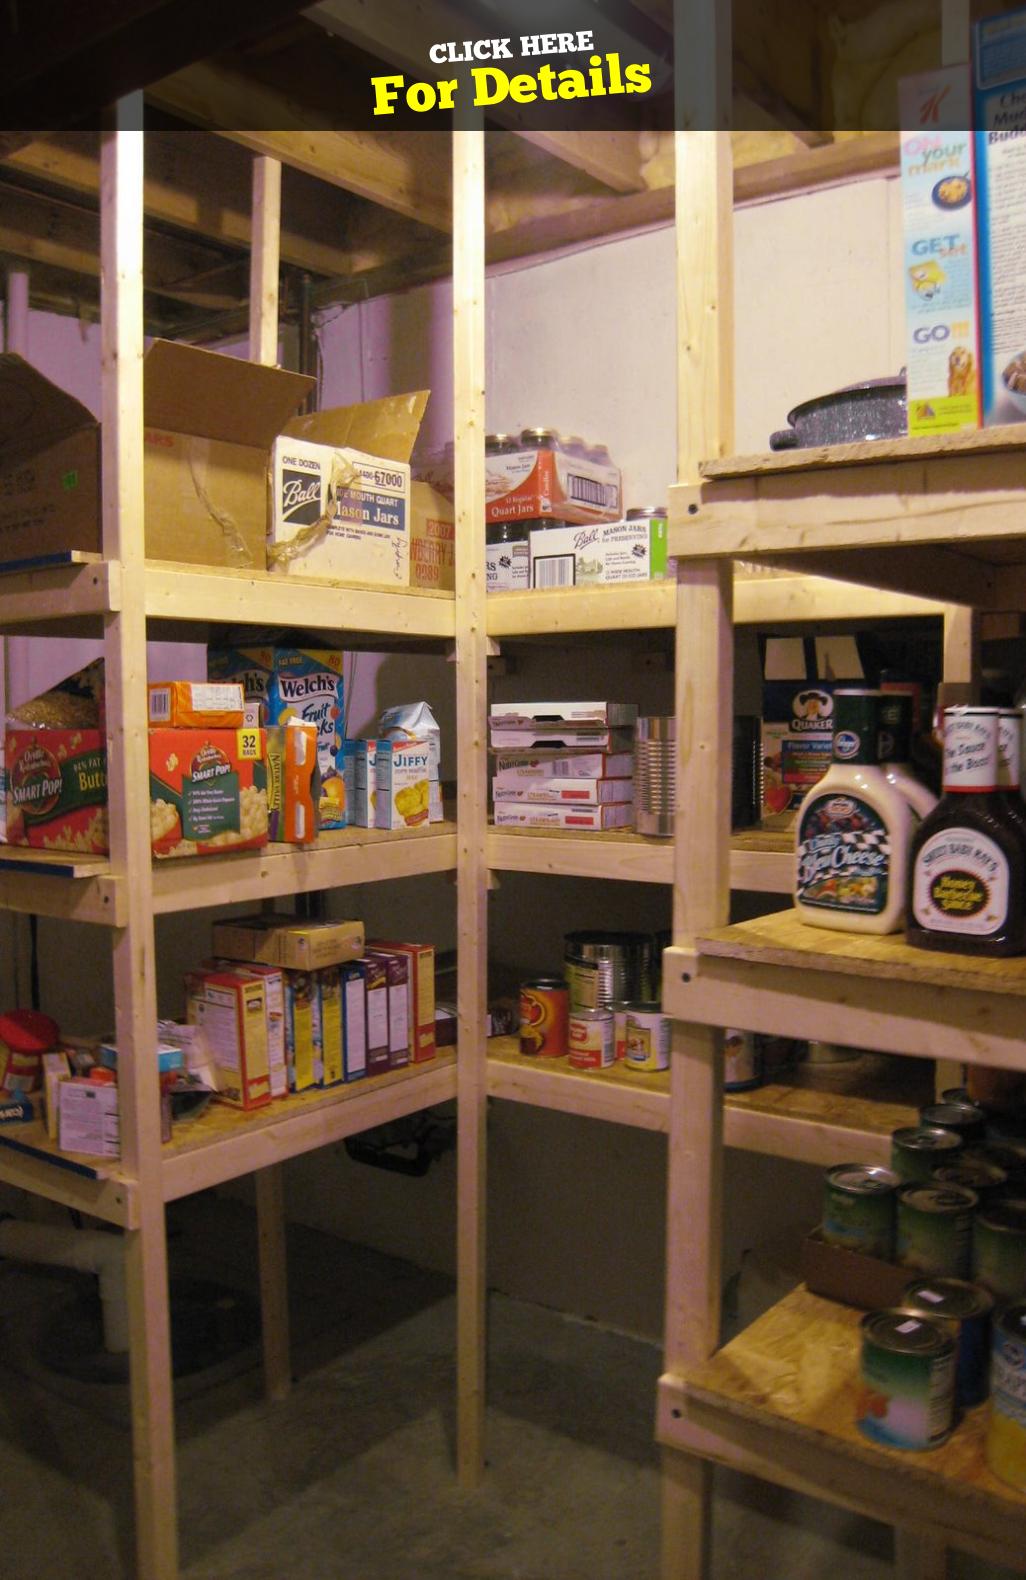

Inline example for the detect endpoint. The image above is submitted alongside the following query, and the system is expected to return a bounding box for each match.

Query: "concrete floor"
[0,1198,1018,1580]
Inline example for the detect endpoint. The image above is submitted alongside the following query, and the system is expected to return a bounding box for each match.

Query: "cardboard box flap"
[283,390,430,464]
[0,354,97,468]
[144,340,314,449]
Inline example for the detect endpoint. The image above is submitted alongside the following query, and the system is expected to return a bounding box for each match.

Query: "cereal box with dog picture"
[5,661,108,854]
[899,66,982,435]
[148,729,269,858]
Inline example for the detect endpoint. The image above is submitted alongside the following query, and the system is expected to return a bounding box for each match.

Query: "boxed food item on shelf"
[268,390,430,587]
[493,751,634,781]
[528,516,667,587]
[59,1079,119,1158]
[342,739,378,828]
[148,728,269,858]
[208,963,287,1100]
[5,660,108,853]
[409,482,454,591]
[760,681,850,828]
[375,740,431,829]
[368,941,436,1062]
[493,803,633,831]
[379,702,443,824]
[0,341,312,568]
[147,682,245,729]
[185,968,272,1111]
[492,778,634,805]
[489,702,637,755]
[340,961,367,1081]
[357,956,390,1076]
[265,722,319,844]
[899,67,981,435]
[364,949,410,1068]
[209,647,346,830]
[283,969,318,1092]
[211,913,364,972]
[974,8,1026,426]
[315,967,344,1086]
[41,1050,71,1141]
[157,1020,218,1092]
[98,1040,184,1075]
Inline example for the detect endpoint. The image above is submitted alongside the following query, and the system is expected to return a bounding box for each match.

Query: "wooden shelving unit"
[659,60,1025,1571]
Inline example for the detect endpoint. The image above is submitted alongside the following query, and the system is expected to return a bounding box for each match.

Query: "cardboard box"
[344,739,378,828]
[211,962,287,1100]
[493,751,634,781]
[375,739,431,829]
[185,969,272,1111]
[283,969,318,1092]
[365,950,410,1069]
[211,914,364,972]
[492,803,633,830]
[42,1050,71,1141]
[801,1228,913,1311]
[0,341,312,569]
[268,390,430,587]
[485,535,530,592]
[316,967,344,1087]
[59,1079,119,1157]
[209,647,346,830]
[760,681,844,829]
[492,777,634,805]
[899,67,981,435]
[5,727,107,853]
[148,727,268,858]
[147,682,245,729]
[340,962,367,1081]
[490,701,638,729]
[409,482,454,591]
[529,518,667,587]
[265,723,320,844]
[368,940,436,1063]
[357,956,390,1076]
[974,9,1026,426]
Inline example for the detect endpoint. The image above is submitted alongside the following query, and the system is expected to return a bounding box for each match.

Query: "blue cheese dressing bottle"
[795,690,913,934]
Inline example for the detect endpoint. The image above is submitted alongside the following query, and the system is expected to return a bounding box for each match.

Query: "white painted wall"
[6,173,909,1336]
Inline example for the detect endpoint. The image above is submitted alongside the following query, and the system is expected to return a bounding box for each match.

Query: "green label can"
[896,1185,977,1279]
[920,1100,987,1147]
[891,1125,963,1183]
[822,1164,900,1258]
[898,1276,993,1409]
[973,1199,1026,1304]
[858,1310,955,1450]
[987,1303,1026,1490]
[932,1155,1008,1206]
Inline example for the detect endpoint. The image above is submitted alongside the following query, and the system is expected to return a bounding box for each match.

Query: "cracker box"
[375,740,431,829]
[368,940,436,1062]
[211,648,346,830]
[315,966,344,1087]
[147,681,245,729]
[283,969,319,1093]
[492,802,633,831]
[365,950,410,1069]
[185,969,272,1111]
[760,682,841,829]
[211,914,364,971]
[493,751,634,781]
[268,391,429,588]
[492,777,634,805]
[899,67,981,435]
[341,962,367,1082]
[974,9,1026,426]
[148,728,268,858]
[5,727,108,853]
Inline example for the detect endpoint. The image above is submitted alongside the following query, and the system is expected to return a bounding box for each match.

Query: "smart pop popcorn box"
[148,729,269,858]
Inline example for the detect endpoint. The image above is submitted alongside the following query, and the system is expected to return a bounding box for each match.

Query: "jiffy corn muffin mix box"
[375,740,431,829]
[148,729,269,858]
[209,647,346,829]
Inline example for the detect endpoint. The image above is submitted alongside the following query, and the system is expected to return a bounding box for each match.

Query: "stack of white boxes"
[489,702,636,830]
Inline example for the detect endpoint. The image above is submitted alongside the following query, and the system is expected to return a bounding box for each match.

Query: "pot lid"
[786,373,907,426]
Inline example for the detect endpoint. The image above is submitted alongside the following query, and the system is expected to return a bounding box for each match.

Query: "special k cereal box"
[148,728,269,858]
[5,728,108,853]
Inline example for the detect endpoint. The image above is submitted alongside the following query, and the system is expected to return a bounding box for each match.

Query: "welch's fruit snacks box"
[209,647,346,829]
[899,66,981,435]
[974,7,1026,425]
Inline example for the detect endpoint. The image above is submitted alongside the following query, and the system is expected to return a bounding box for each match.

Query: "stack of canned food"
[818,1089,1026,1478]
[518,930,671,1072]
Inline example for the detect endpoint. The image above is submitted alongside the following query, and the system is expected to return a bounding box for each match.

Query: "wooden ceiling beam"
[1,133,393,279]
[148,63,452,231]
[514,132,647,193]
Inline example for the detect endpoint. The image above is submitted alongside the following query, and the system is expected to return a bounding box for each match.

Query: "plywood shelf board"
[698,909,1026,999]
[661,1289,1026,1564]
[487,825,791,893]
[161,1053,457,1200]
[0,1123,135,1225]
[486,1035,670,1130]
[0,558,118,627]
[700,424,1026,481]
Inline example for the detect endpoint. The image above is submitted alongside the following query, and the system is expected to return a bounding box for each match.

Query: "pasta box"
[0,342,312,569]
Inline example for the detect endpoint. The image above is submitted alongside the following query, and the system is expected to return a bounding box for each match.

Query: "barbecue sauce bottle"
[908,707,1026,956]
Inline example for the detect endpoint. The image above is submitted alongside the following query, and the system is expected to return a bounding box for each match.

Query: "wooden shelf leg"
[661,1448,713,1580]
[255,1164,291,1402]
[894,1527,948,1580]
[125,1207,178,1580]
